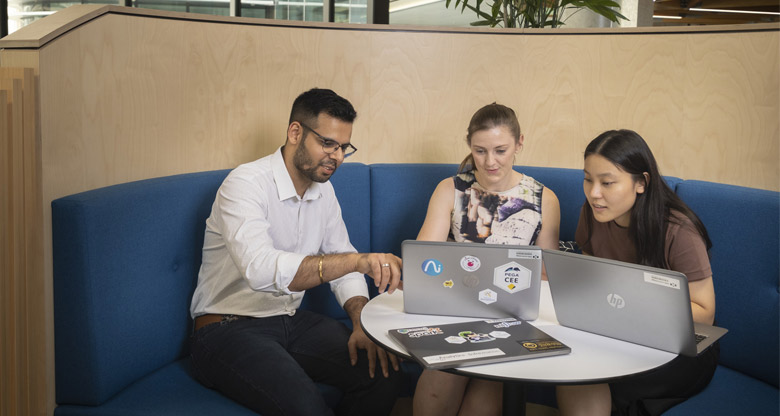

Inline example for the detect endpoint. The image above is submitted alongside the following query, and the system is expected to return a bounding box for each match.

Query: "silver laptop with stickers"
[401,240,543,320]
[543,249,727,357]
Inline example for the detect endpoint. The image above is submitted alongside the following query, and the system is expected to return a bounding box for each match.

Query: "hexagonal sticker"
[494,262,531,294]
[478,289,497,304]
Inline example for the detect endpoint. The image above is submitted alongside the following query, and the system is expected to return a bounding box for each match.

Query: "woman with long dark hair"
[556,129,718,416]
[412,103,561,416]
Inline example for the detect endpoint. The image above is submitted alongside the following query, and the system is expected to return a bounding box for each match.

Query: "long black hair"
[581,130,711,268]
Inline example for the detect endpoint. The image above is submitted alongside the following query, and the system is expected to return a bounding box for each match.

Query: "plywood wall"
[0,5,778,414]
[18,8,779,202]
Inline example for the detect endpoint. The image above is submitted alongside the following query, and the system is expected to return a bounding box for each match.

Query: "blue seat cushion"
[676,180,779,387]
[54,359,342,416]
[663,365,779,415]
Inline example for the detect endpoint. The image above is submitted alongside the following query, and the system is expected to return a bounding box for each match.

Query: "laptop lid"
[543,249,727,357]
[402,240,543,320]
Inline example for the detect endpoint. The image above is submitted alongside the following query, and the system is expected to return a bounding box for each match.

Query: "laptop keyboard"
[695,333,708,344]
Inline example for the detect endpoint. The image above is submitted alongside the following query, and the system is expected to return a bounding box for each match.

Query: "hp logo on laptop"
[607,293,625,309]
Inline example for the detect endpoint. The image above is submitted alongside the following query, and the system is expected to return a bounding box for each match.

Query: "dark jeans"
[190,310,402,416]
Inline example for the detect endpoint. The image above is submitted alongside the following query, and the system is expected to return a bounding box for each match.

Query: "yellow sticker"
[521,340,566,352]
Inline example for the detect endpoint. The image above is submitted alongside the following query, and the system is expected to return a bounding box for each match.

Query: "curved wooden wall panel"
[14,9,777,200]
[0,5,778,414]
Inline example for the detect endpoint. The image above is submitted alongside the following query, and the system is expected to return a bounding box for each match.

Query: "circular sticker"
[460,255,481,272]
[462,275,480,288]
[421,259,443,276]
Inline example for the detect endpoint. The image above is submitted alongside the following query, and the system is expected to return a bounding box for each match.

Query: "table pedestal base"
[503,382,527,416]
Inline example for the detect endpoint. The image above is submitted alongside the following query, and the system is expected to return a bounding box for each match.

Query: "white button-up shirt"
[190,147,368,318]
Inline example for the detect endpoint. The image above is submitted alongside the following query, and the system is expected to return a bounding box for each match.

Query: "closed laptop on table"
[543,249,727,357]
[389,318,570,369]
[402,240,543,320]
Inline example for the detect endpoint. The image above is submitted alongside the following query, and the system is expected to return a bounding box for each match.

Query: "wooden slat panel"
[0,87,13,416]
[0,68,42,416]
[22,66,44,416]
[0,76,23,416]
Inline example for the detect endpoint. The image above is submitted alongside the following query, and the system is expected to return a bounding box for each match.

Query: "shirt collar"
[271,146,323,202]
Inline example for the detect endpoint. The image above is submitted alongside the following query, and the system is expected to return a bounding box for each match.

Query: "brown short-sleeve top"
[575,205,712,281]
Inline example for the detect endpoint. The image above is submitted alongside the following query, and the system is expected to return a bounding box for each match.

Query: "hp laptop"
[543,249,727,357]
[402,240,543,320]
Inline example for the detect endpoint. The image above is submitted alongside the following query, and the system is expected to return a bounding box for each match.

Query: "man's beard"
[293,139,337,183]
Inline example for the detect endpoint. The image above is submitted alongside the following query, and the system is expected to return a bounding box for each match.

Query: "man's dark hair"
[288,88,357,127]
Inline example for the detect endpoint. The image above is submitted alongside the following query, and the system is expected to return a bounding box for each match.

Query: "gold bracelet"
[318,254,325,285]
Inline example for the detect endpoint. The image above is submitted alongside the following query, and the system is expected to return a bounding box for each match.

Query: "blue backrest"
[515,166,584,242]
[676,180,779,387]
[369,163,458,257]
[52,170,230,405]
[368,164,589,252]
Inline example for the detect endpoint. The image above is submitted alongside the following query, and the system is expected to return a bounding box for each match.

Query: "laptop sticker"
[521,340,568,353]
[458,331,495,343]
[479,289,497,304]
[494,262,531,294]
[423,348,506,366]
[460,255,481,272]
[462,274,480,288]
[490,330,511,339]
[508,249,541,260]
[643,272,681,290]
[422,259,443,276]
[443,279,454,288]
[445,336,467,344]
[396,326,443,337]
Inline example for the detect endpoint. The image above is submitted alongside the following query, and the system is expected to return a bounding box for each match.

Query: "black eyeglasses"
[299,122,358,158]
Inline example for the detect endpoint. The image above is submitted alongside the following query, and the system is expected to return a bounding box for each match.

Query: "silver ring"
[382,263,390,267]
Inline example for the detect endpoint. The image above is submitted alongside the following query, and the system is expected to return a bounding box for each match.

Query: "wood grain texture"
[26,13,779,197]
[0,69,40,416]
[0,7,777,415]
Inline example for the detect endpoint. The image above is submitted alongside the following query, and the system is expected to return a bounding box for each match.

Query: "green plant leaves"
[445,0,627,28]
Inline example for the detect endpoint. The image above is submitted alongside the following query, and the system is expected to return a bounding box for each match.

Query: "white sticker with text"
[508,249,540,260]
[643,272,681,290]
[423,348,506,364]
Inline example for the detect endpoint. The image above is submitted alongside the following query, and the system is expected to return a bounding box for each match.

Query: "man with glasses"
[189,88,403,416]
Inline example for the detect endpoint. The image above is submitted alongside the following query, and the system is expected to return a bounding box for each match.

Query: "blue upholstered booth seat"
[52,164,779,415]
[667,180,779,415]
[53,360,339,416]
[52,167,357,415]
[663,365,778,416]
[52,170,231,408]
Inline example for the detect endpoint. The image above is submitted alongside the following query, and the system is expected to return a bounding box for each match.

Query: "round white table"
[360,281,677,415]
